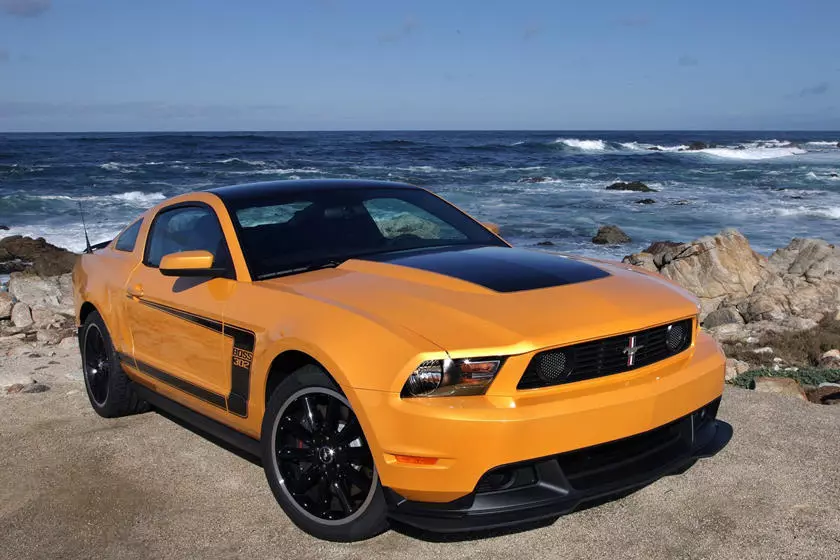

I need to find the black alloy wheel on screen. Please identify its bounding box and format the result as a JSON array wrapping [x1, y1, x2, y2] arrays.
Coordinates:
[[262, 365, 388, 541], [83, 323, 111, 407]]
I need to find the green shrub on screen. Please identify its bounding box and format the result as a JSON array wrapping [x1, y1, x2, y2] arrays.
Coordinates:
[[728, 368, 840, 389]]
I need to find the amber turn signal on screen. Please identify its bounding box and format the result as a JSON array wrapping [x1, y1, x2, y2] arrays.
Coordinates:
[[394, 454, 439, 466]]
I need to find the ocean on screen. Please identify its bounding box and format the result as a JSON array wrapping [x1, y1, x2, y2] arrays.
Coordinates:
[[1, 131, 839, 261]]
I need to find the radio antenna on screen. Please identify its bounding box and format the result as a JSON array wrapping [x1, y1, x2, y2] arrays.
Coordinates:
[[79, 201, 92, 254]]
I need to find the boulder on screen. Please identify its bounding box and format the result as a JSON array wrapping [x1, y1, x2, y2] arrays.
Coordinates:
[[738, 238, 840, 323], [0, 225, 9, 231], [818, 349, 840, 369], [623, 252, 656, 272], [11, 302, 33, 329], [635, 198, 656, 204], [654, 230, 769, 320], [0, 291, 12, 320], [724, 358, 751, 381], [0, 236, 78, 277], [536, 241, 555, 246], [751, 377, 808, 401], [592, 225, 631, 245], [806, 385, 840, 405], [8, 273, 74, 316], [703, 306, 745, 328], [686, 141, 708, 151], [37, 328, 68, 346], [605, 181, 657, 192], [705, 323, 749, 343]]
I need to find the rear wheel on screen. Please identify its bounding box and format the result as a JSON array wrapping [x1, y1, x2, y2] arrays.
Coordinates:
[[81, 310, 148, 418], [261, 365, 388, 541]]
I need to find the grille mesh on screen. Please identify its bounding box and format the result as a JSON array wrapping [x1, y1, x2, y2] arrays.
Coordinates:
[[518, 319, 694, 389]]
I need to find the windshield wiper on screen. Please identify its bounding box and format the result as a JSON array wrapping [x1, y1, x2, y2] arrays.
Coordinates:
[[256, 258, 348, 281]]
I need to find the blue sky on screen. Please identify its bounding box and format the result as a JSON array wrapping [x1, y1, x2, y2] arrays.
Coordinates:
[[0, 0, 838, 131]]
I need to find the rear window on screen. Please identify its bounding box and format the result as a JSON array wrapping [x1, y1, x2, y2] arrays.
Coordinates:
[[114, 219, 142, 252]]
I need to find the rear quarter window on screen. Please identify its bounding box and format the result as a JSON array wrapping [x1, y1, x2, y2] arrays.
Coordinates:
[[114, 219, 143, 252]]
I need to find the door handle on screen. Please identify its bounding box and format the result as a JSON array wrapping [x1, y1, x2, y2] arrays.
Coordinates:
[[127, 284, 144, 299]]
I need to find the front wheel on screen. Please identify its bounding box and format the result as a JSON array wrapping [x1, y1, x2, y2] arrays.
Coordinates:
[[261, 365, 388, 541]]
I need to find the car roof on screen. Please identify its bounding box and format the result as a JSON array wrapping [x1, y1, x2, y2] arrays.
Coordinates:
[[206, 179, 419, 202]]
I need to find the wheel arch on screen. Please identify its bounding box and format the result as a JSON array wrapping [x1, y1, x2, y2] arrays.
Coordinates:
[[264, 350, 341, 406]]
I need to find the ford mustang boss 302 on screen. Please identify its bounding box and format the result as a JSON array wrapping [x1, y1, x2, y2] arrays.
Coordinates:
[[73, 179, 728, 541]]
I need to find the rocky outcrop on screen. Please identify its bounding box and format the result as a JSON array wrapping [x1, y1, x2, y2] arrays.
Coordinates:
[[819, 349, 840, 369], [635, 198, 656, 204], [0, 236, 78, 277], [605, 181, 657, 192], [686, 141, 708, 151], [623, 230, 769, 319], [8, 273, 74, 317], [592, 225, 631, 245], [0, 292, 12, 320]]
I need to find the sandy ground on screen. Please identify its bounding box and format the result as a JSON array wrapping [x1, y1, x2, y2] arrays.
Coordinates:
[[1, 345, 838, 560]]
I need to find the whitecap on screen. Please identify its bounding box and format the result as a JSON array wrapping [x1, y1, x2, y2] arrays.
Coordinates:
[[806, 141, 839, 147], [553, 138, 607, 151], [698, 147, 805, 160], [215, 157, 268, 166], [775, 206, 840, 219], [110, 191, 166, 204]]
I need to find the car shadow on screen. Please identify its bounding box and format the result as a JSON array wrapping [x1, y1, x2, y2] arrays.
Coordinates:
[[152, 407, 263, 467]]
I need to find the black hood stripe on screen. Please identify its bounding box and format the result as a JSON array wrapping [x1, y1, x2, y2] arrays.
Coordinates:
[[361, 246, 610, 293]]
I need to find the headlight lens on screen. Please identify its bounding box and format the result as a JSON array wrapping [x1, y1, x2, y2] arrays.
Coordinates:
[[401, 357, 502, 397]]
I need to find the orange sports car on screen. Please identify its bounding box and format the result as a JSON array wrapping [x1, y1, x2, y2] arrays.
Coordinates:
[[73, 179, 729, 541]]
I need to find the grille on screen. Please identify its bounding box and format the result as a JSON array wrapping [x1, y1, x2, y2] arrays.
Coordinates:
[[518, 318, 694, 389]]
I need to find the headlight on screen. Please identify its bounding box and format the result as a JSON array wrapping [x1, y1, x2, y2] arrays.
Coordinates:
[[401, 357, 502, 398]]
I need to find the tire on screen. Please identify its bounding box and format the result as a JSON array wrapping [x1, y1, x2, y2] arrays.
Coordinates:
[[261, 364, 389, 541], [80, 310, 149, 418]]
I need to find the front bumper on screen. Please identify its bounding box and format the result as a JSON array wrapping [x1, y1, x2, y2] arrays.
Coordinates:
[[385, 398, 730, 532], [353, 331, 725, 504]]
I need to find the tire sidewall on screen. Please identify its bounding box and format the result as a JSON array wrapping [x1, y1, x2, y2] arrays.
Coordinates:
[[81, 312, 119, 416], [260, 365, 388, 542]]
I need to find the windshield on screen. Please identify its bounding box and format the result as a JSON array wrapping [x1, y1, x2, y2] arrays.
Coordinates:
[[224, 187, 507, 279]]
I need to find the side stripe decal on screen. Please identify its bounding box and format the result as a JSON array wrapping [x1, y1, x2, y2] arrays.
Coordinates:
[[132, 298, 256, 418], [127, 357, 228, 410]]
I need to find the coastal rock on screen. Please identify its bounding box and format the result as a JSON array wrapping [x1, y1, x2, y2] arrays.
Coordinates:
[[703, 306, 744, 328], [818, 349, 840, 369], [0, 292, 13, 320], [655, 230, 769, 319], [623, 252, 656, 271], [635, 198, 656, 204], [37, 328, 68, 346], [58, 336, 78, 350], [0, 225, 9, 231], [517, 176, 551, 184], [724, 358, 751, 381], [0, 235, 78, 277], [8, 273, 74, 316], [592, 225, 631, 245], [536, 241, 555, 246], [751, 377, 808, 401], [643, 240, 683, 268], [605, 181, 657, 193], [11, 302, 33, 329], [806, 385, 840, 405], [686, 141, 708, 151], [738, 238, 840, 323]]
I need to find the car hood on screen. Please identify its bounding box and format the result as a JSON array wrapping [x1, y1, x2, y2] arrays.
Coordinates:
[[262, 246, 699, 355]]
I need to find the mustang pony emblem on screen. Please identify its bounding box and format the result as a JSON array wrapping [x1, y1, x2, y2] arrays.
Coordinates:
[[622, 335, 645, 366]]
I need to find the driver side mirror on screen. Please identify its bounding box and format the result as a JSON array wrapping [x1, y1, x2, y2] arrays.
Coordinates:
[[159, 250, 226, 278], [482, 222, 501, 236]]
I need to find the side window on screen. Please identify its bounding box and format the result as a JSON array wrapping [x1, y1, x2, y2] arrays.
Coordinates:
[[363, 198, 467, 241], [114, 219, 142, 252], [145, 206, 229, 268]]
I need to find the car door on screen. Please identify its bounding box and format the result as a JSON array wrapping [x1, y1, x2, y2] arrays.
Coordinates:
[[123, 203, 237, 417]]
